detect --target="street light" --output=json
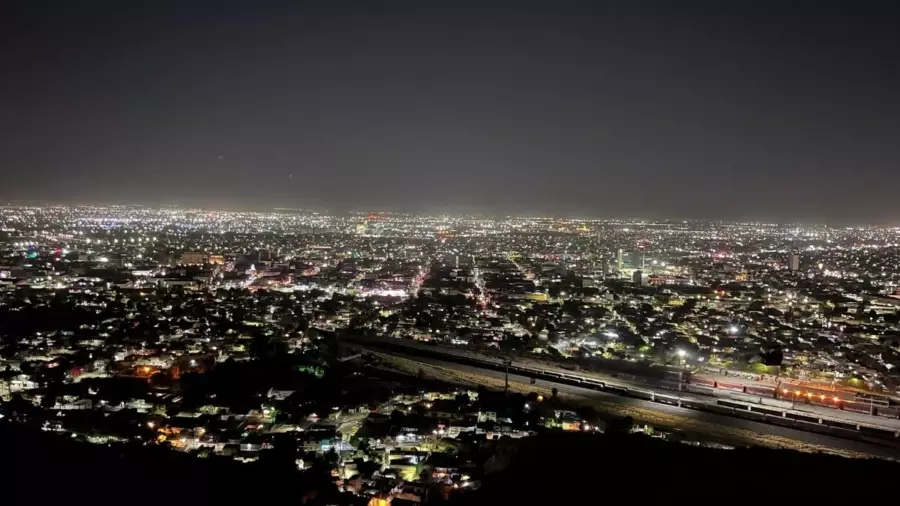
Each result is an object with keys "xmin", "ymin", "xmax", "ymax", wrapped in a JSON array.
[{"xmin": 676, "ymin": 350, "xmax": 687, "ymax": 391}]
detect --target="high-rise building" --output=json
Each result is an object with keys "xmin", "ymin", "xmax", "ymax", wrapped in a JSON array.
[
  {"xmin": 789, "ymin": 253, "xmax": 800, "ymax": 272},
  {"xmin": 632, "ymin": 269, "xmax": 648, "ymax": 286}
]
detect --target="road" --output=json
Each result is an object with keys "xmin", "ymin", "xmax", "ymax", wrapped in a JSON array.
[
  {"xmin": 348, "ymin": 335, "xmax": 900, "ymax": 431},
  {"xmin": 388, "ymin": 352, "xmax": 900, "ymax": 460}
]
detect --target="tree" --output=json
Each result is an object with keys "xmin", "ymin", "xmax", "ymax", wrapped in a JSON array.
[
  {"xmin": 857, "ymin": 299, "xmax": 870, "ymax": 320},
  {"xmin": 605, "ymin": 415, "xmax": 634, "ymax": 436},
  {"xmin": 576, "ymin": 405, "xmax": 597, "ymax": 420},
  {"xmin": 750, "ymin": 362, "xmax": 770, "ymax": 374},
  {"xmin": 748, "ymin": 300, "xmax": 765, "ymax": 312},
  {"xmin": 760, "ymin": 346, "xmax": 783, "ymax": 367},
  {"xmin": 248, "ymin": 332, "xmax": 271, "ymax": 359},
  {"xmin": 324, "ymin": 448, "xmax": 340, "ymax": 468},
  {"xmin": 259, "ymin": 433, "xmax": 299, "ymax": 475},
  {"xmin": 356, "ymin": 457, "xmax": 380, "ymax": 477},
  {"xmin": 40, "ymin": 394, "xmax": 56, "ymax": 409}
]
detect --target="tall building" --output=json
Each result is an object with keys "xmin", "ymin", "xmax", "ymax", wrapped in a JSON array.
[
  {"xmin": 789, "ymin": 253, "xmax": 800, "ymax": 272},
  {"xmin": 632, "ymin": 269, "xmax": 648, "ymax": 286},
  {"xmin": 599, "ymin": 259, "xmax": 609, "ymax": 275}
]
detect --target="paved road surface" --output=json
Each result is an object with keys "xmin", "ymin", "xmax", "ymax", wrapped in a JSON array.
[
  {"xmin": 351, "ymin": 335, "xmax": 900, "ymax": 431},
  {"xmin": 388, "ymin": 352, "xmax": 900, "ymax": 460}
]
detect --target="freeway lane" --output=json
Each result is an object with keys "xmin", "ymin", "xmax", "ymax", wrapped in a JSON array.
[
  {"xmin": 344, "ymin": 335, "xmax": 900, "ymax": 431},
  {"xmin": 381, "ymin": 352, "xmax": 900, "ymax": 460}
]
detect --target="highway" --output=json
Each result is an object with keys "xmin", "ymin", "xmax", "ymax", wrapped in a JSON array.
[
  {"xmin": 345, "ymin": 334, "xmax": 900, "ymax": 432},
  {"xmin": 384, "ymin": 352, "xmax": 900, "ymax": 459}
]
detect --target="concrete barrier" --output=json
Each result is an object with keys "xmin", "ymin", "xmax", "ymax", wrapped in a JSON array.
[
  {"xmin": 654, "ymin": 394, "xmax": 681, "ymax": 406},
  {"xmin": 759, "ymin": 398, "xmax": 794, "ymax": 410},
  {"xmin": 685, "ymin": 384, "xmax": 716, "ymax": 396},
  {"xmin": 748, "ymin": 405, "xmax": 783, "ymax": 417},
  {"xmin": 725, "ymin": 392, "xmax": 766, "ymax": 405},
  {"xmin": 717, "ymin": 399, "xmax": 750, "ymax": 410}
]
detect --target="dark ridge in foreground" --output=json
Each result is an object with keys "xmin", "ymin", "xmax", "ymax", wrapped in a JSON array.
[
  {"xmin": 461, "ymin": 432, "xmax": 899, "ymax": 504},
  {"xmin": 2, "ymin": 425, "xmax": 340, "ymax": 505},
  {"xmin": 5, "ymin": 425, "xmax": 898, "ymax": 505}
]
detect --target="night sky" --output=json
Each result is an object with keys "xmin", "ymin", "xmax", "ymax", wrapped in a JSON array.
[{"xmin": 2, "ymin": 1, "xmax": 899, "ymax": 222}]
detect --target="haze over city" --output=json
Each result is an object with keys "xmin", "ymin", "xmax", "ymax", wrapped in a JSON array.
[
  {"xmin": 9, "ymin": 2, "xmax": 900, "ymax": 502},
  {"xmin": 3, "ymin": 0, "xmax": 900, "ymax": 222}
]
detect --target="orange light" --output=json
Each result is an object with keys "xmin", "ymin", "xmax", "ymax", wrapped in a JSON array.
[
  {"xmin": 833, "ymin": 396, "xmax": 840, "ymax": 402},
  {"xmin": 795, "ymin": 390, "xmax": 801, "ymax": 395},
  {"xmin": 806, "ymin": 392, "xmax": 812, "ymax": 398},
  {"xmin": 820, "ymin": 394, "xmax": 825, "ymax": 400},
  {"xmin": 781, "ymin": 389, "xmax": 788, "ymax": 394}
]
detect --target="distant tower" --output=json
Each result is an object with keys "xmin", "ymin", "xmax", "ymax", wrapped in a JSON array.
[
  {"xmin": 632, "ymin": 270, "xmax": 648, "ymax": 286},
  {"xmin": 616, "ymin": 249, "xmax": 624, "ymax": 271},
  {"xmin": 789, "ymin": 253, "xmax": 800, "ymax": 272},
  {"xmin": 455, "ymin": 255, "xmax": 459, "ymax": 269}
]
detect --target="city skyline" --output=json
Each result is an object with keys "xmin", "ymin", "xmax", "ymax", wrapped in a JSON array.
[{"xmin": 2, "ymin": 202, "xmax": 899, "ymax": 228}]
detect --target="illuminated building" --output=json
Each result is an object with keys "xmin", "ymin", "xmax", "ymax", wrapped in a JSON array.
[
  {"xmin": 181, "ymin": 252, "xmax": 207, "ymax": 265},
  {"xmin": 789, "ymin": 253, "xmax": 800, "ymax": 272},
  {"xmin": 632, "ymin": 269, "xmax": 648, "ymax": 286}
]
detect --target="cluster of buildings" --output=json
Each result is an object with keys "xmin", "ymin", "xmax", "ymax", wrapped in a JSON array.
[
  {"xmin": 4, "ymin": 207, "xmax": 900, "ymax": 391},
  {"xmin": 3, "ymin": 206, "xmax": 900, "ymax": 491}
]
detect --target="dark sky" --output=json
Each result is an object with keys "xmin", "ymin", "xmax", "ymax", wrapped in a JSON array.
[{"xmin": 2, "ymin": 1, "xmax": 900, "ymax": 222}]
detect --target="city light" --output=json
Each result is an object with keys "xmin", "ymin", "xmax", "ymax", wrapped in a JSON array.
[{"xmin": 4, "ymin": 204, "xmax": 900, "ymax": 482}]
